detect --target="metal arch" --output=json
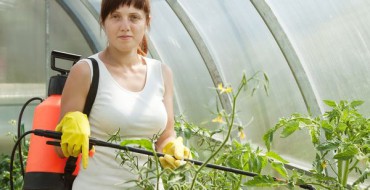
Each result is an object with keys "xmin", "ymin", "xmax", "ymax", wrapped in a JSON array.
[
  {"xmin": 56, "ymin": 0, "xmax": 103, "ymax": 53},
  {"xmin": 81, "ymin": 0, "xmax": 100, "ymax": 21},
  {"xmin": 165, "ymin": 0, "xmax": 233, "ymax": 113},
  {"xmin": 250, "ymin": 0, "xmax": 323, "ymax": 116}
]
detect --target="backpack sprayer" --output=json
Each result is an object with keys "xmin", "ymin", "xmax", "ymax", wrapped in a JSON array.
[
  {"xmin": 9, "ymin": 51, "xmax": 315, "ymax": 190},
  {"xmin": 12, "ymin": 50, "xmax": 82, "ymax": 190}
]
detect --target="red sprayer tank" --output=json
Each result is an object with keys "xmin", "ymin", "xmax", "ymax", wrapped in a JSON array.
[{"xmin": 24, "ymin": 50, "xmax": 81, "ymax": 190}]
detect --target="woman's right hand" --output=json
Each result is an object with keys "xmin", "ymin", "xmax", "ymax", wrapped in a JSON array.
[{"xmin": 55, "ymin": 111, "xmax": 91, "ymax": 169}]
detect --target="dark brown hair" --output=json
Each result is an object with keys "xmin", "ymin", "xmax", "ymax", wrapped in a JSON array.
[{"xmin": 100, "ymin": 0, "xmax": 150, "ymax": 55}]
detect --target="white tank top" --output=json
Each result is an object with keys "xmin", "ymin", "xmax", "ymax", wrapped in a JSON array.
[{"xmin": 72, "ymin": 53, "xmax": 167, "ymax": 189}]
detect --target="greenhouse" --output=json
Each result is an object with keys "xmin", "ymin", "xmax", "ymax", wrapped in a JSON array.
[{"xmin": 0, "ymin": 0, "xmax": 369, "ymax": 189}]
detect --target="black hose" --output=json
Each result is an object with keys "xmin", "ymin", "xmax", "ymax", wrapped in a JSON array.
[
  {"xmin": 17, "ymin": 97, "xmax": 43, "ymax": 177},
  {"xmin": 10, "ymin": 130, "xmax": 35, "ymax": 190}
]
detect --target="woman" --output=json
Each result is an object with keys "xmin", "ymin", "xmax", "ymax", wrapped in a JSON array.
[{"xmin": 55, "ymin": 0, "xmax": 189, "ymax": 189}]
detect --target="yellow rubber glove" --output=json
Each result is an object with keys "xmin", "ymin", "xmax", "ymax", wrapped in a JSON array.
[
  {"xmin": 55, "ymin": 111, "xmax": 90, "ymax": 169},
  {"xmin": 159, "ymin": 137, "xmax": 192, "ymax": 169}
]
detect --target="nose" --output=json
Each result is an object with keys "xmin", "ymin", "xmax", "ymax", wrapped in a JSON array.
[{"xmin": 120, "ymin": 18, "xmax": 130, "ymax": 32}]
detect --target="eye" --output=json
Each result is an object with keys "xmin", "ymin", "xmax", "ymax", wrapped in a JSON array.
[
  {"xmin": 110, "ymin": 13, "xmax": 121, "ymax": 20},
  {"xmin": 129, "ymin": 15, "xmax": 142, "ymax": 22}
]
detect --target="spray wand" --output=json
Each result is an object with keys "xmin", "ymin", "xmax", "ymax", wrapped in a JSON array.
[
  {"xmin": 35, "ymin": 129, "xmax": 315, "ymax": 189},
  {"xmin": 10, "ymin": 129, "xmax": 315, "ymax": 190}
]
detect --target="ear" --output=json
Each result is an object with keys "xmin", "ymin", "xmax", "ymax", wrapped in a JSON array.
[{"xmin": 146, "ymin": 15, "xmax": 151, "ymax": 27}]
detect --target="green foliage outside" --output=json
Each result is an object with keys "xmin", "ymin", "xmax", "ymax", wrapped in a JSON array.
[
  {"xmin": 264, "ymin": 100, "xmax": 370, "ymax": 189},
  {"xmin": 0, "ymin": 122, "xmax": 28, "ymax": 190}
]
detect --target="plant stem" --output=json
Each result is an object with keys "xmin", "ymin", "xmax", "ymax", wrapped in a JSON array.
[
  {"xmin": 189, "ymin": 110, "xmax": 234, "ymax": 189},
  {"xmin": 153, "ymin": 150, "xmax": 160, "ymax": 190},
  {"xmin": 189, "ymin": 84, "xmax": 243, "ymax": 189},
  {"xmin": 234, "ymin": 175, "xmax": 243, "ymax": 190},
  {"xmin": 337, "ymin": 160, "xmax": 343, "ymax": 184},
  {"xmin": 341, "ymin": 160, "xmax": 350, "ymax": 187}
]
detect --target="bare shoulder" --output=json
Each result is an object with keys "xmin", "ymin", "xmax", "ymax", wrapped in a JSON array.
[
  {"xmin": 64, "ymin": 59, "xmax": 92, "ymax": 98},
  {"xmin": 160, "ymin": 62, "xmax": 173, "ymax": 81},
  {"xmin": 68, "ymin": 60, "xmax": 91, "ymax": 79},
  {"xmin": 60, "ymin": 59, "xmax": 92, "ymax": 115}
]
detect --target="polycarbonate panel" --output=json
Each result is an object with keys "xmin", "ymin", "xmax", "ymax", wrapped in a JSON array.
[
  {"xmin": 0, "ymin": 1, "xmax": 94, "ymax": 154},
  {"xmin": 267, "ymin": 0, "xmax": 370, "ymax": 183},
  {"xmin": 178, "ymin": 0, "xmax": 314, "ymax": 167},
  {"xmin": 149, "ymin": 0, "xmax": 217, "ymax": 124},
  {"xmin": 49, "ymin": 0, "xmax": 94, "ymax": 77},
  {"xmin": 268, "ymin": 0, "xmax": 370, "ymax": 115},
  {"xmin": 0, "ymin": 0, "xmax": 46, "ymax": 155},
  {"xmin": 0, "ymin": 0, "xmax": 45, "ymax": 83}
]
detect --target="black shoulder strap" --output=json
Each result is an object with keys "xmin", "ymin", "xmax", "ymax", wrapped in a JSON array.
[
  {"xmin": 83, "ymin": 57, "xmax": 99, "ymax": 117},
  {"xmin": 64, "ymin": 57, "xmax": 99, "ymax": 190}
]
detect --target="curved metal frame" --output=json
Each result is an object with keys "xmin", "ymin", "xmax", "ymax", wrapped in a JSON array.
[
  {"xmin": 56, "ymin": 0, "xmax": 104, "ymax": 53},
  {"xmin": 165, "ymin": 0, "xmax": 233, "ymax": 113},
  {"xmin": 250, "ymin": 0, "xmax": 323, "ymax": 116}
]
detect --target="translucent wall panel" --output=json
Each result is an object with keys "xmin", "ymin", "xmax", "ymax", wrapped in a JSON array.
[
  {"xmin": 268, "ymin": 0, "xmax": 370, "ymax": 115},
  {"xmin": 178, "ymin": 0, "xmax": 314, "ymax": 167},
  {"xmin": 267, "ymin": 0, "xmax": 370, "ymax": 183},
  {"xmin": 0, "ymin": 0, "xmax": 45, "ymax": 83},
  {"xmin": 0, "ymin": 1, "xmax": 93, "ymax": 154},
  {"xmin": 149, "ymin": 0, "xmax": 217, "ymax": 124},
  {"xmin": 0, "ymin": 0, "xmax": 46, "ymax": 155},
  {"xmin": 50, "ymin": 1, "xmax": 93, "ymax": 59},
  {"xmin": 49, "ymin": 0, "xmax": 94, "ymax": 77}
]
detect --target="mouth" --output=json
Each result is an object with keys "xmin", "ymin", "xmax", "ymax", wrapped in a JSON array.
[{"xmin": 118, "ymin": 35, "xmax": 132, "ymax": 40}]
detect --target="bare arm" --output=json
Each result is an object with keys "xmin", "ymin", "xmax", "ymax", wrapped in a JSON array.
[
  {"xmin": 155, "ymin": 63, "xmax": 176, "ymax": 152},
  {"xmin": 55, "ymin": 60, "xmax": 91, "ymax": 157}
]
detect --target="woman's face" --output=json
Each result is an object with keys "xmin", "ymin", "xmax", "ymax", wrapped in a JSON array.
[{"xmin": 103, "ymin": 5, "xmax": 148, "ymax": 53}]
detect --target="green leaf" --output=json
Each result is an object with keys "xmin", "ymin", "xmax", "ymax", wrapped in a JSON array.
[
  {"xmin": 254, "ymin": 155, "xmax": 263, "ymax": 173},
  {"xmin": 323, "ymin": 100, "xmax": 337, "ymax": 108},
  {"xmin": 350, "ymin": 100, "xmax": 364, "ymax": 108},
  {"xmin": 184, "ymin": 127, "xmax": 192, "ymax": 139},
  {"xmin": 265, "ymin": 151, "xmax": 289, "ymax": 164},
  {"xmin": 337, "ymin": 122, "xmax": 348, "ymax": 132},
  {"xmin": 316, "ymin": 140, "xmax": 340, "ymax": 151},
  {"xmin": 249, "ymin": 154, "xmax": 263, "ymax": 173},
  {"xmin": 321, "ymin": 121, "xmax": 333, "ymax": 140},
  {"xmin": 309, "ymin": 126, "xmax": 320, "ymax": 145},
  {"xmin": 334, "ymin": 145, "xmax": 359, "ymax": 160},
  {"xmin": 271, "ymin": 161, "xmax": 288, "ymax": 178},
  {"xmin": 263, "ymin": 129, "xmax": 274, "ymax": 151},
  {"xmin": 120, "ymin": 139, "xmax": 154, "ymax": 151},
  {"xmin": 321, "ymin": 120, "xmax": 333, "ymax": 132},
  {"xmin": 280, "ymin": 121, "xmax": 300, "ymax": 138}
]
